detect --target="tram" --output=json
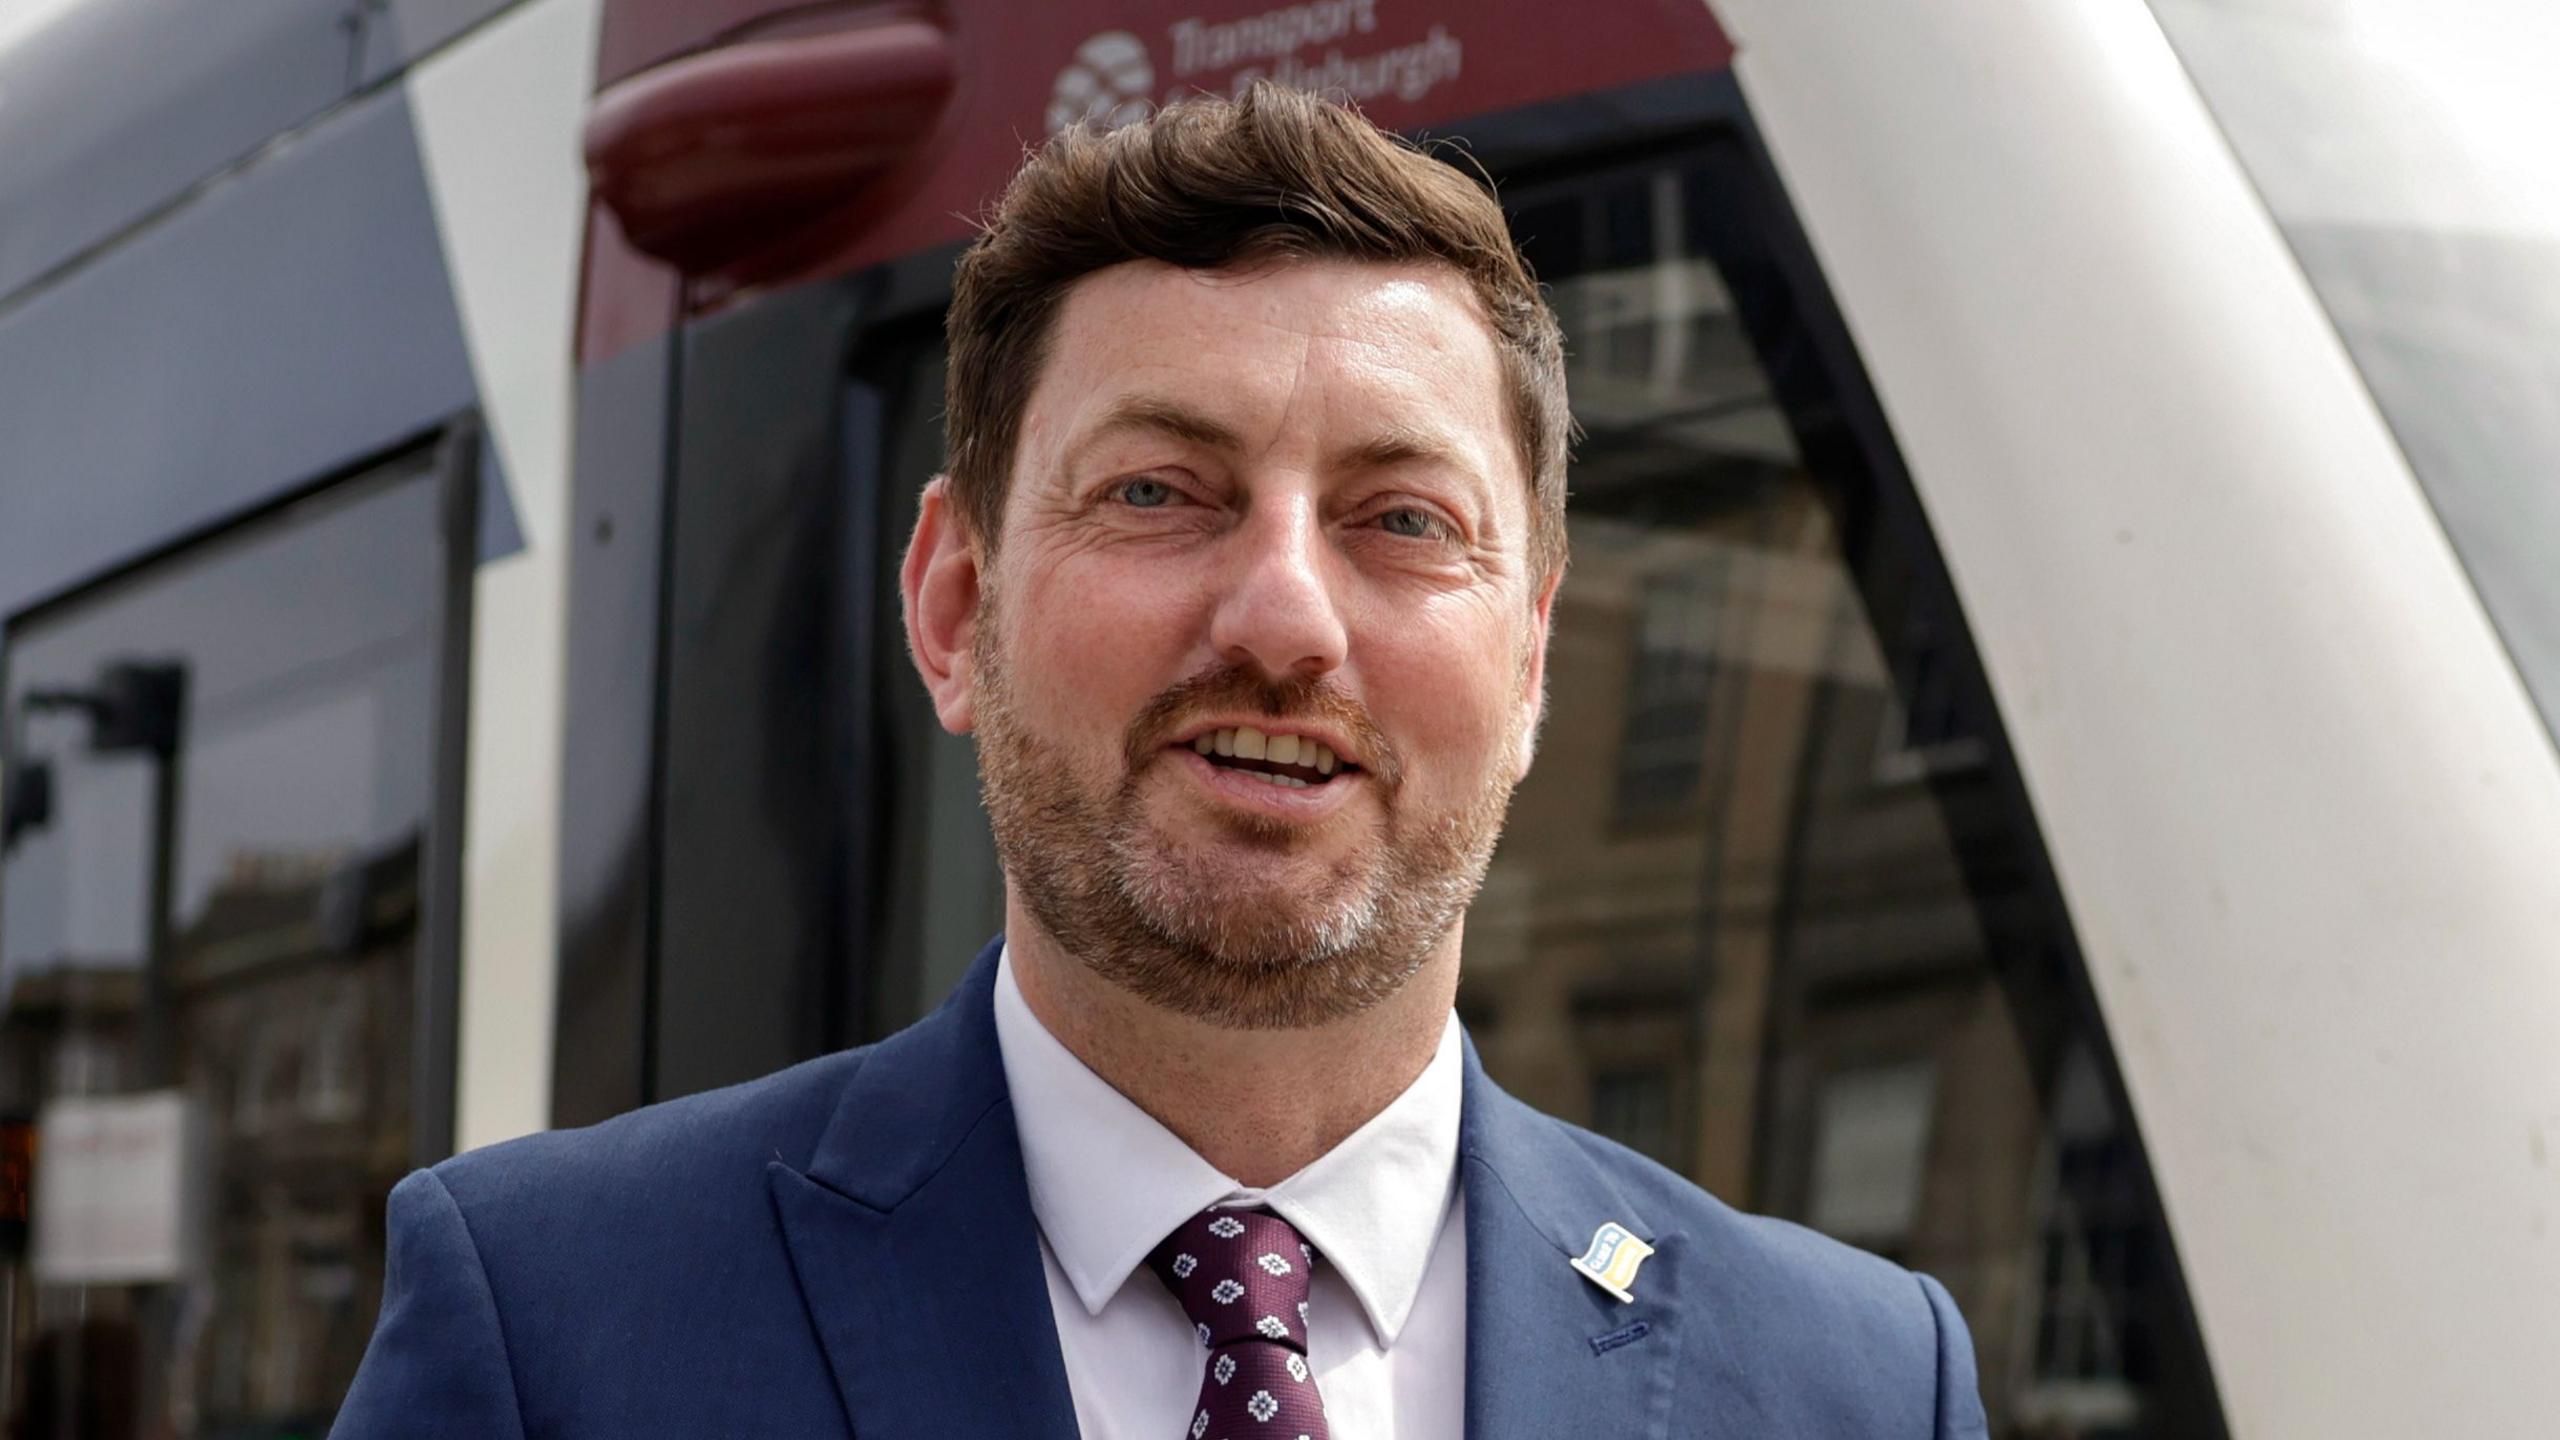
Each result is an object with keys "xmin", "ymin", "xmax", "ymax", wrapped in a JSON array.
[{"xmin": 0, "ymin": 0, "xmax": 2552, "ymax": 1434}]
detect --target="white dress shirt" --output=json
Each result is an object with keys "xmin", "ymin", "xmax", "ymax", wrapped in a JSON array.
[{"xmin": 993, "ymin": 947, "xmax": 1469, "ymax": 1439}]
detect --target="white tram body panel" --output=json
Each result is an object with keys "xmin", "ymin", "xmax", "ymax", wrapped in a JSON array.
[{"xmin": 1722, "ymin": 0, "xmax": 2560, "ymax": 1430}]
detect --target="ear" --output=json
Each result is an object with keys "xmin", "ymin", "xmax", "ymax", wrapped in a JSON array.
[
  {"xmin": 1512, "ymin": 566, "xmax": 1563, "ymax": 782},
  {"xmin": 901, "ymin": 476, "xmax": 982, "ymax": 734}
]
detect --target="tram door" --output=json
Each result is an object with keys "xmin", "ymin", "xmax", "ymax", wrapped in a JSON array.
[{"xmin": 0, "ymin": 437, "xmax": 472, "ymax": 1438}]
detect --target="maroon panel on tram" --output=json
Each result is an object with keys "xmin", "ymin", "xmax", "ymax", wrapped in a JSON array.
[{"xmin": 578, "ymin": 0, "xmax": 1734, "ymax": 362}]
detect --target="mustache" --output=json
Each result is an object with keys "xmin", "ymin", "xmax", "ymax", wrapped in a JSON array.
[{"xmin": 1124, "ymin": 665, "xmax": 1402, "ymax": 787}]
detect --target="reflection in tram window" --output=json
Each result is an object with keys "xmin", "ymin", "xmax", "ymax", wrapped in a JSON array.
[
  {"xmin": 1613, "ymin": 570, "xmax": 1724, "ymax": 823},
  {"xmin": 1453, "ymin": 148, "xmax": 2221, "ymax": 1439},
  {"xmin": 0, "ymin": 448, "xmax": 459, "ymax": 1438}
]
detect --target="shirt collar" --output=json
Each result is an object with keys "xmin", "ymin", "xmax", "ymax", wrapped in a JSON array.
[{"xmin": 993, "ymin": 944, "xmax": 1462, "ymax": 1349}]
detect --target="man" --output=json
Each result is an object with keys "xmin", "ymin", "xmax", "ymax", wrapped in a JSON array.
[{"xmin": 338, "ymin": 86, "xmax": 1987, "ymax": 1438}]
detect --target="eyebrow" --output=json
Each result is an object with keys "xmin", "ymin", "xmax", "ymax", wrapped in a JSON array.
[
  {"xmin": 1331, "ymin": 421, "xmax": 1471, "ymax": 476},
  {"xmin": 1082, "ymin": 397, "xmax": 1476, "ymax": 477},
  {"xmin": 1084, "ymin": 397, "xmax": 1246, "ymax": 455}
]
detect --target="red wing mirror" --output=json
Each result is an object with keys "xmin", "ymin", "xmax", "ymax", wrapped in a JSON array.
[{"xmin": 583, "ymin": 15, "xmax": 955, "ymax": 277}]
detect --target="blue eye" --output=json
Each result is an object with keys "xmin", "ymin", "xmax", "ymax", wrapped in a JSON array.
[
  {"xmin": 1379, "ymin": 507, "xmax": 1441, "ymax": 539},
  {"xmin": 1118, "ymin": 478, "xmax": 1175, "ymax": 508}
]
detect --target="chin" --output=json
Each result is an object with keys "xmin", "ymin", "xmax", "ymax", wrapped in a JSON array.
[
  {"xmin": 1135, "ymin": 810, "xmax": 1367, "ymax": 881},
  {"xmin": 1118, "ymin": 846, "xmax": 1377, "ymax": 962}
]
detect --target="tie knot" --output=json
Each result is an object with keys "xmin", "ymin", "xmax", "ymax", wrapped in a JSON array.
[{"xmin": 1147, "ymin": 1207, "xmax": 1318, "ymax": 1351}]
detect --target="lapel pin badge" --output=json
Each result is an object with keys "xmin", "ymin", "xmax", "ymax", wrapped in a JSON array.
[{"xmin": 1570, "ymin": 1221, "xmax": 1655, "ymax": 1304}]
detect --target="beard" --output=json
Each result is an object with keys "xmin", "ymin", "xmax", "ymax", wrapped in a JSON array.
[{"xmin": 972, "ymin": 623, "xmax": 1522, "ymax": 1030}]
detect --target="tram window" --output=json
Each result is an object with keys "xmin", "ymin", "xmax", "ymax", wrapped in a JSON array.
[
  {"xmin": 1464, "ymin": 143, "xmax": 2223, "ymax": 1438},
  {"xmin": 857, "ymin": 341, "xmax": 1010, "ymax": 1037},
  {"xmin": 0, "ymin": 446, "xmax": 459, "ymax": 1436},
  {"xmin": 849, "ymin": 132, "xmax": 2221, "ymax": 1440}
]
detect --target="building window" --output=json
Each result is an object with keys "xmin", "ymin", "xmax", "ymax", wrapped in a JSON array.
[
  {"xmin": 2015, "ymin": 1047, "xmax": 2159, "ymax": 1436},
  {"xmin": 1805, "ymin": 1059, "xmax": 1940, "ymax": 1257},
  {"xmin": 1613, "ymin": 567, "xmax": 1725, "ymax": 820}
]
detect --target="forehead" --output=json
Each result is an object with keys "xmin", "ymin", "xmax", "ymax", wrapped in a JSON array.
[{"xmin": 1017, "ymin": 256, "xmax": 1516, "ymax": 475}]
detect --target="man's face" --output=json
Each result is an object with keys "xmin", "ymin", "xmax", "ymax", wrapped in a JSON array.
[{"xmin": 925, "ymin": 256, "xmax": 1557, "ymax": 1029}]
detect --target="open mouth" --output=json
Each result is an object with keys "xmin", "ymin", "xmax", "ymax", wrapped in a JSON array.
[{"xmin": 1181, "ymin": 724, "xmax": 1362, "ymax": 790}]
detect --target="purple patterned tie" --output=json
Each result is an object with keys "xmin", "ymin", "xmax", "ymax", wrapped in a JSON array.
[{"xmin": 1147, "ymin": 1207, "xmax": 1332, "ymax": 1440}]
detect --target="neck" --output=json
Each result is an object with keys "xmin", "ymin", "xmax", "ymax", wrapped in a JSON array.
[{"xmin": 1005, "ymin": 900, "xmax": 1460, "ymax": 1188}]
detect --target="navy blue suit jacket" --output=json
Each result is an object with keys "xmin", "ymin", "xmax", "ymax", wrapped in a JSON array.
[{"xmin": 337, "ymin": 940, "xmax": 1988, "ymax": 1437}]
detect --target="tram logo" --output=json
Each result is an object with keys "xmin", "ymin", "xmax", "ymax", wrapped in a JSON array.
[
  {"xmin": 1051, "ymin": 3, "xmax": 1463, "ymax": 136},
  {"xmin": 1047, "ymin": 30, "xmax": 1158, "ymax": 136}
]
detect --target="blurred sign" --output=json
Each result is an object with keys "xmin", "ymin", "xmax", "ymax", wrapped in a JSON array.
[{"xmin": 32, "ymin": 1090, "xmax": 207, "ymax": 1284}]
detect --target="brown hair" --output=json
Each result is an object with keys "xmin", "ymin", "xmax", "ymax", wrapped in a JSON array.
[{"xmin": 943, "ymin": 83, "xmax": 1572, "ymax": 578}]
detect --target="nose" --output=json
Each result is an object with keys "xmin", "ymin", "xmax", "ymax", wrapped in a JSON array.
[{"xmin": 1207, "ymin": 492, "xmax": 1348, "ymax": 683}]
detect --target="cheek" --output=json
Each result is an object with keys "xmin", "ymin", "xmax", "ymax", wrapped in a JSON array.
[
  {"xmin": 1000, "ymin": 554, "xmax": 1203, "ymax": 729},
  {"xmin": 1357, "ymin": 605, "xmax": 1522, "ymax": 774}
]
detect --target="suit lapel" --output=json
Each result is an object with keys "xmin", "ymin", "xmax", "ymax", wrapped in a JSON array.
[
  {"xmin": 1460, "ymin": 1036, "xmax": 1692, "ymax": 1440},
  {"xmin": 767, "ymin": 947, "xmax": 1721, "ymax": 1440},
  {"xmin": 767, "ymin": 939, "xmax": 1079, "ymax": 1440}
]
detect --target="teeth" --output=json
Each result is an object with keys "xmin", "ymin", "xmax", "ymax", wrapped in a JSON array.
[
  {"xmin": 1242, "ymin": 771, "xmax": 1306, "ymax": 789},
  {"xmin": 1190, "ymin": 726, "xmax": 1341, "ymax": 779}
]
